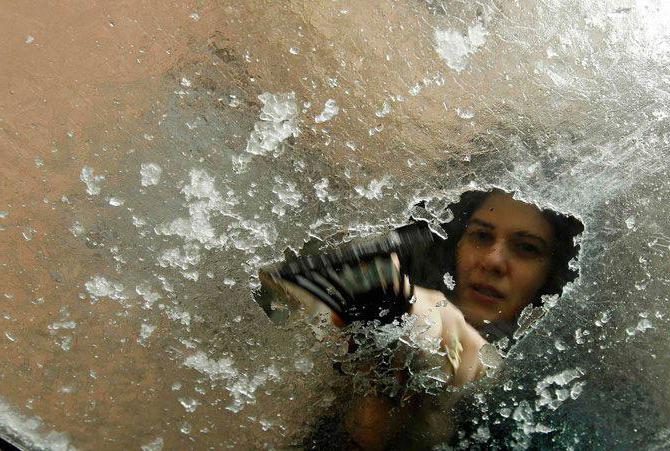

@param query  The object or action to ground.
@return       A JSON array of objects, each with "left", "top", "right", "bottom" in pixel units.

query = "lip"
[{"left": 468, "top": 283, "right": 505, "bottom": 303}]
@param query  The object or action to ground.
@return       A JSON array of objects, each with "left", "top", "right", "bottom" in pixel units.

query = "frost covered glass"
[{"left": 1, "top": 1, "right": 670, "bottom": 449}]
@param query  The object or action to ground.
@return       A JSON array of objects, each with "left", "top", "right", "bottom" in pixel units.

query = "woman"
[
  {"left": 404, "top": 189, "right": 581, "bottom": 383},
  {"left": 325, "top": 189, "right": 582, "bottom": 449}
]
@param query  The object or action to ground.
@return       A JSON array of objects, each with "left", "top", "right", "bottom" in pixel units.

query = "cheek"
[
  {"left": 455, "top": 242, "right": 475, "bottom": 279},
  {"left": 516, "top": 261, "right": 551, "bottom": 296}
]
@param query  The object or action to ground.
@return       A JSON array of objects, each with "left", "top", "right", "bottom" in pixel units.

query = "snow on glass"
[
  {"left": 245, "top": 92, "right": 299, "bottom": 156},
  {"left": 434, "top": 19, "right": 488, "bottom": 72},
  {"left": 183, "top": 351, "right": 280, "bottom": 413},
  {"left": 140, "top": 163, "right": 162, "bottom": 187},
  {"left": 13, "top": 2, "right": 668, "bottom": 449},
  {"left": 80, "top": 166, "right": 105, "bottom": 195}
]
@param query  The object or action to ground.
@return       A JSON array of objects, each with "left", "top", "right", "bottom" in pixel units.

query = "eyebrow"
[{"left": 468, "top": 218, "right": 550, "bottom": 248}]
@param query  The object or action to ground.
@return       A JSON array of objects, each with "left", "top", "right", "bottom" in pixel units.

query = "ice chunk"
[
  {"left": 141, "top": 437, "right": 164, "bottom": 451},
  {"left": 354, "top": 176, "right": 392, "bottom": 200},
  {"left": 21, "top": 226, "right": 36, "bottom": 241},
  {"left": 443, "top": 272, "right": 456, "bottom": 290},
  {"left": 183, "top": 351, "right": 281, "bottom": 413},
  {"left": 47, "top": 320, "right": 77, "bottom": 331},
  {"left": 535, "top": 368, "right": 585, "bottom": 410},
  {"left": 375, "top": 100, "right": 392, "bottom": 118},
  {"left": 138, "top": 323, "right": 156, "bottom": 346},
  {"left": 434, "top": 19, "right": 488, "bottom": 72},
  {"left": 59, "top": 336, "right": 72, "bottom": 351},
  {"left": 271, "top": 176, "right": 303, "bottom": 217},
  {"left": 178, "top": 397, "right": 200, "bottom": 413},
  {"left": 294, "top": 357, "right": 314, "bottom": 374},
  {"left": 314, "top": 99, "right": 339, "bottom": 123},
  {"left": 455, "top": 107, "right": 475, "bottom": 119},
  {"left": 245, "top": 92, "right": 299, "bottom": 157},
  {"left": 627, "top": 318, "right": 653, "bottom": 336},
  {"left": 157, "top": 243, "right": 201, "bottom": 270},
  {"left": 108, "top": 197, "right": 124, "bottom": 207},
  {"left": 80, "top": 166, "right": 105, "bottom": 195},
  {"left": 25, "top": 35, "right": 35, "bottom": 44},
  {"left": 85, "top": 275, "right": 126, "bottom": 302},
  {"left": 135, "top": 283, "right": 161, "bottom": 309},
  {"left": 140, "top": 163, "right": 162, "bottom": 187}
]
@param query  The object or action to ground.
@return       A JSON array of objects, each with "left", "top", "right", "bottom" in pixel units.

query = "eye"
[
  {"left": 515, "top": 241, "right": 542, "bottom": 257},
  {"left": 468, "top": 229, "right": 493, "bottom": 244}
]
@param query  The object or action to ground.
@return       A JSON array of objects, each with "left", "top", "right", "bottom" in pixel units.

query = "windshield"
[{"left": 1, "top": 1, "right": 669, "bottom": 449}]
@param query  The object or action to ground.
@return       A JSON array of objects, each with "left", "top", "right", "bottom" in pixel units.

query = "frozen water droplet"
[
  {"left": 140, "top": 163, "right": 162, "bottom": 186},
  {"left": 434, "top": 20, "right": 488, "bottom": 72},
  {"left": 368, "top": 123, "right": 384, "bottom": 136},
  {"left": 143, "top": 133, "right": 154, "bottom": 141},
  {"left": 108, "top": 197, "right": 124, "bottom": 207},
  {"left": 595, "top": 311, "right": 611, "bottom": 327},
  {"left": 80, "top": 166, "right": 105, "bottom": 196},
  {"left": 138, "top": 323, "right": 156, "bottom": 345},
  {"left": 141, "top": 437, "right": 164, "bottom": 451},
  {"left": 5, "top": 331, "right": 17, "bottom": 342},
  {"left": 59, "top": 336, "right": 72, "bottom": 351},
  {"left": 171, "top": 382, "right": 182, "bottom": 391},
  {"left": 625, "top": 216, "right": 636, "bottom": 229},
  {"left": 34, "top": 157, "right": 44, "bottom": 167},
  {"left": 554, "top": 339, "right": 567, "bottom": 351},
  {"left": 179, "top": 422, "right": 191, "bottom": 434},
  {"left": 635, "top": 318, "right": 653, "bottom": 333},
  {"left": 180, "top": 77, "right": 192, "bottom": 88},
  {"left": 189, "top": 12, "right": 200, "bottom": 21},
  {"left": 22, "top": 226, "right": 36, "bottom": 241},
  {"left": 179, "top": 397, "right": 200, "bottom": 413},
  {"left": 375, "top": 101, "right": 392, "bottom": 118},
  {"left": 289, "top": 47, "right": 300, "bottom": 55},
  {"left": 455, "top": 107, "right": 475, "bottom": 119},
  {"left": 314, "top": 99, "right": 339, "bottom": 123},
  {"left": 25, "top": 35, "right": 35, "bottom": 44},
  {"left": 70, "top": 221, "right": 84, "bottom": 237},
  {"left": 294, "top": 357, "right": 314, "bottom": 374},
  {"left": 227, "top": 95, "right": 240, "bottom": 108},
  {"left": 443, "top": 272, "right": 455, "bottom": 290},
  {"left": 354, "top": 177, "right": 392, "bottom": 200},
  {"left": 0, "top": 211, "right": 7, "bottom": 219}
]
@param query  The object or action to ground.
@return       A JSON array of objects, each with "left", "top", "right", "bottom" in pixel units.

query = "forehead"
[{"left": 470, "top": 192, "right": 554, "bottom": 240}]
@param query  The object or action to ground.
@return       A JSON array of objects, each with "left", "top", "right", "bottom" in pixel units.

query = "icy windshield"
[{"left": 2, "top": 0, "right": 669, "bottom": 449}]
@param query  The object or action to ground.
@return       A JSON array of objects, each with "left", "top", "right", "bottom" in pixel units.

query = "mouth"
[{"left": 469, "top": 283, "right": 505, "bottom": 302}]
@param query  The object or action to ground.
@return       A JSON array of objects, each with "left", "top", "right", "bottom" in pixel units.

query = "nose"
[{"left": 480, "top": 242, "right": 508, "bottom": 276}]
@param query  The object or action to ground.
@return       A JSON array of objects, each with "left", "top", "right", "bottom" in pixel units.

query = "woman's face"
[{"left": 454, "top": 192, "right": 554, "bottom": 328}]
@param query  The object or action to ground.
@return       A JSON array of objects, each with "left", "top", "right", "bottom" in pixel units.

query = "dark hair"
[{"left": 406, "top": 189, "right": 583, "bottom": 308}]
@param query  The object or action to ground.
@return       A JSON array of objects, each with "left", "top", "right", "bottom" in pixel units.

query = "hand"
[
  {"left": 270, "top": 252, "right": 413, "bottom": 324},
  {"left": 410, "top": 286, "right": 488, "bottom": 386}
]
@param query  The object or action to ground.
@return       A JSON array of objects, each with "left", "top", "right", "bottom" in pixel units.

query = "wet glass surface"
[{"left": 1, "top": 1, "right": 670, "bottom": 449}]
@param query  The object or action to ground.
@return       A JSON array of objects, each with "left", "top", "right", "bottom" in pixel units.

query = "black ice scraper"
[{"left": 258, "top": 222, "right": 435, "bottom": 324}]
